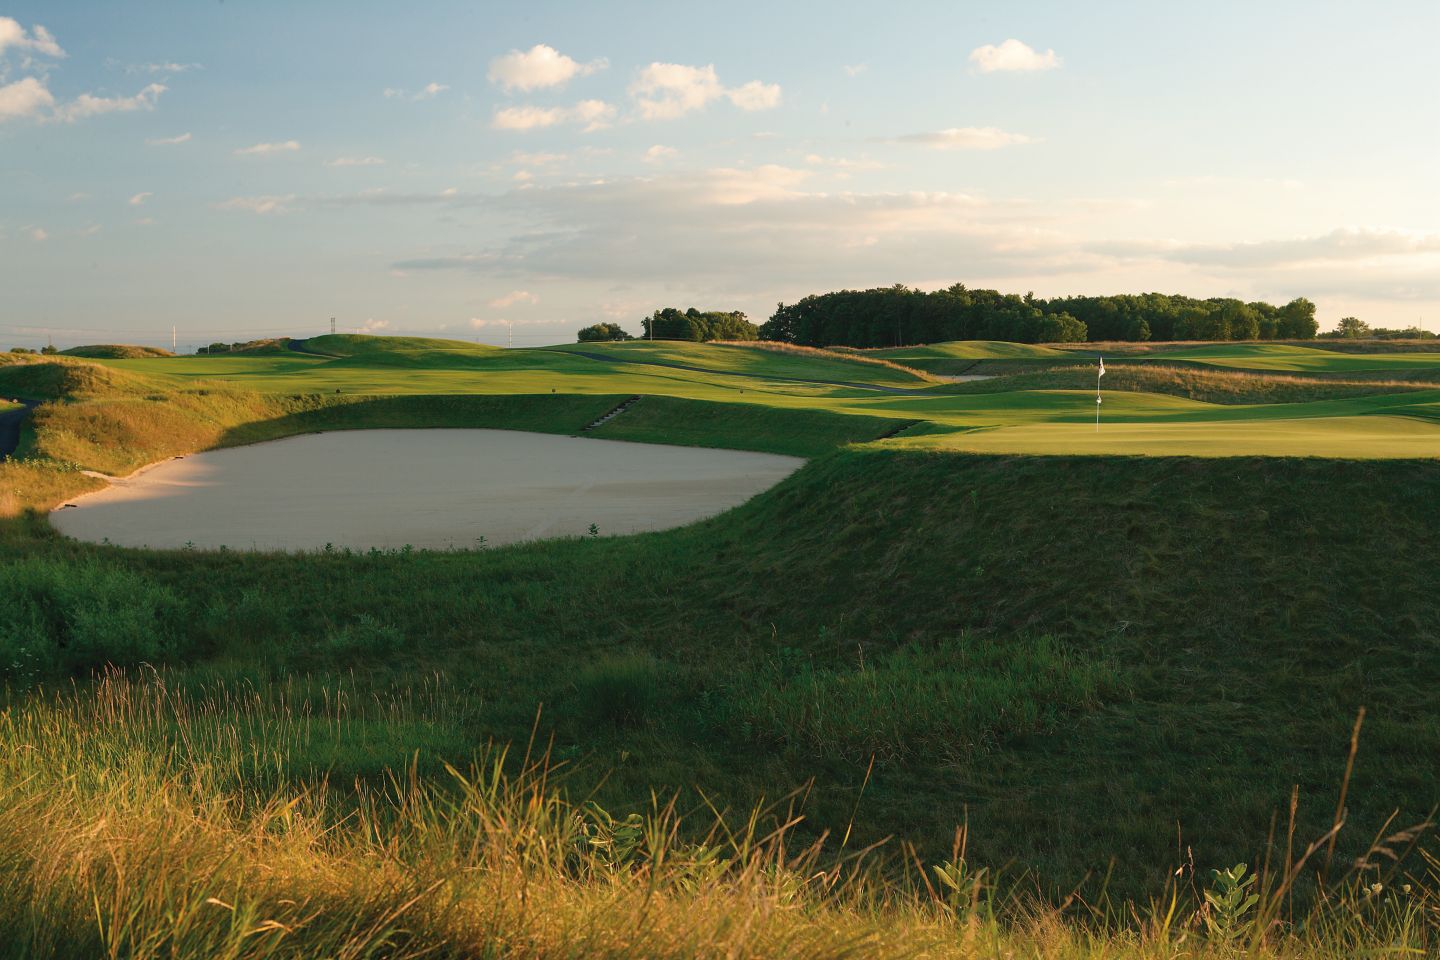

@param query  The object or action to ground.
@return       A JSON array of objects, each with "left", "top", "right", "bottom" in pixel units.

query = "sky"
[{"left": 3, "top": 0, "right": 1440, "bottom": 350}]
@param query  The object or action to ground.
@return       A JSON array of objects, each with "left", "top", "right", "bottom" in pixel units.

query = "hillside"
[{"left": 7, "top": 442, "right": 1440, "bottom": 896}]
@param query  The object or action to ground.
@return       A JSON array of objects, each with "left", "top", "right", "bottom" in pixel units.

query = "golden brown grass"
[{"left": 1, "top": 673, "right": 1436, "bottom": 959}]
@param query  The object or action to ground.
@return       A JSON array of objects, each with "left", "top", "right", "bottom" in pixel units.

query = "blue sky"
[{"left": 3, "top": 1, "right": 1439, "bottom": 349}]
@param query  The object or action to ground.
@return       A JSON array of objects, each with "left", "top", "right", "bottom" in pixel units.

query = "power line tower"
[
  {"left": 330, "top": 316, "right": 336, "bottom": 336},
  {"left": 172, "top": 326, "right": 177, "bottom": 353}
]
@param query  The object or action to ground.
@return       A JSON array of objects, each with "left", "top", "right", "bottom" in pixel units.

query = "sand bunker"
[{"left": 51, "top": 429, "right": 803, "bottom": 551}]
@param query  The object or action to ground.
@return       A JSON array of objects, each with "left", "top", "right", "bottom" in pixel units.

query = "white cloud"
[
  {"left": 29, "top": 226, "right": 47, "bottom": 241},
  {"left": 511, "top": 150, "right": 566, "bottom": 167},
  {"left": 52, "top": 82, "right": 166, "bottom": 122},
  {"left": 893, "top": 126, "right": 1038, "bottom": 150},
  {"left": 358, "top": 318, "right": 390, "bottom": 333},
  {"left": 0, "top": 76, "right": 54, "bottom": 121},
  {"left": 326, "top": 155, "right": 385, "bottom": 167},
  {"left": 492, "top": 99, "right": 615, "bottom": 132},
  {"left": 215, "top": 195, "right": 295, "bottom": 215},
  {"left": 382, "top": 83, "right": 448, "bottom": 101},
  {"left": 644, "top": 144, "right": 679, "bottom": 163},
  {"left": 968, "top": 39, "right": 1061, "bottom": 73},
  {"left": 630, "top": 63, "right": 722, "bottom": 119},
  {"left": 128, "top": 191, "right": 152, "bottom": 206},
  {"left": 235, "top": 140, "right": 301, "bottom": 155},
  {"left": 488, "top": 44, "right": 606, "bottom": 92},
  {"left": 78, "top": 224, "right": 102, "bottom": 237},
  {"left": 146, "top": 131, "right": 191, "bottom": 145},
  {"left": 629, "top": 63, "right": 782, "bottom": 120},
  {"left": 726, "top": 80, "right": 782, "bottom": 112},
  {"left": 0, "top": 18, "right": 64, "bottom": 58},
  {"left": 1138, "top": 228, "right": 1440, "bottom": 269},
  {"left": 489, "top": 290, "right": 539, "bottom": 308},
  {"left": 844, "top": 63, "right": 868, "bottom": 77},
  {"left": 132, "top": 61, "right": 199, "bottom": 74}
]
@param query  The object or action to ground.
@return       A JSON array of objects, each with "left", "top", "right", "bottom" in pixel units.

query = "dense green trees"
[
  {"left": 576, "top": 323, "right": 634, "bottom": 342},
  {"left": 760, "top": 285, "right": 1321, "bottom": 347},
  {"left": 641, "top": 308, "right": 759, "bottom": 342}
]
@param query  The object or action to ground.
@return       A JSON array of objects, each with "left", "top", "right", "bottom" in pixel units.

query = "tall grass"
[{"left": 1, "top": 673, "right": 1436, "bottom": 959}]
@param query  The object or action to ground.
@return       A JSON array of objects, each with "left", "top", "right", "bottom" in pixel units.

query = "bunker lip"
[{"left": 50, "top": 428, "right": 804, "bottom": 552}]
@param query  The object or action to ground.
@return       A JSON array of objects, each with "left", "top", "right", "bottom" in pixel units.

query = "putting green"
[{"left": 892, "top": 414, "right": 1440, "bottom": 459}]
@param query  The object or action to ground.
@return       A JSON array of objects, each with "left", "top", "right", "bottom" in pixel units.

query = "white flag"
[{"left": 1098, "top": 356, "right": 1106, "bottom": 377}]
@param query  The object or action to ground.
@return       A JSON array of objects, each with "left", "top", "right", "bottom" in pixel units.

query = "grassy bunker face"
[{"left": 49, "top": 428, "right": 803, "bottom": 551}]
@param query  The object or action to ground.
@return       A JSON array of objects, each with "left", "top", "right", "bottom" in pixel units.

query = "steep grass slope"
[{"left": 6, "top": 450, "right": 1439, "bottom": 897}]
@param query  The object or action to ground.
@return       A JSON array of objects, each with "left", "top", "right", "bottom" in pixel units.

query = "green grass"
[
  {"left": 8, "top": 334, "right": 1440, "bottom": 953},
  {"left": 60, "top": 335, "right": 1440, "bottom": 461},
  {"left": 1137, "top": 342, "right": 1440, "bottom": 373}
]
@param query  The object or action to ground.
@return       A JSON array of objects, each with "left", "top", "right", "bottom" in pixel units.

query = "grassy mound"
[
  {"left": 60, "top": 344, "right": 174, "bottom": 359},
  {"left": 0, "top": 356, "right": 170, "bottom": 401}
]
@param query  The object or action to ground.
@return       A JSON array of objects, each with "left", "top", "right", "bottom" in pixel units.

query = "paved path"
[{"left": 0, "top": 401, "right": 36, "bottom": 460}]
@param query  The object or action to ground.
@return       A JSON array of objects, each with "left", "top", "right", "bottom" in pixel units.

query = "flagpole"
[{"left": 1096, "top": 354, "right": 1104, "bottom": 432}]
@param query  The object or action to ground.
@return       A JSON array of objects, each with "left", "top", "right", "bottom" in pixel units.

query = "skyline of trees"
[{"left": 758, "top": 284, "right": 1320, "bottom": 347}]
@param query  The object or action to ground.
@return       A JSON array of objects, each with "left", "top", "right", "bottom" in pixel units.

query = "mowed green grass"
[
  {"left": 869, "top": 340, "right": 1071, "bottom": 361},
  {"left": 74, "top": 336, "right": 1440, "bottom": 459},
  {"left": 1137, "top": 342, "right": 1440, "bottom": 373}
]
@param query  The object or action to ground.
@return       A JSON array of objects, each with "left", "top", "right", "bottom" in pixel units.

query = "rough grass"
[
  {"left": 1, "top": 673, "right": 1436, "bottom": 960},
  {"left": 8, "top": 449, "right": 1440, "bottom": 900}
]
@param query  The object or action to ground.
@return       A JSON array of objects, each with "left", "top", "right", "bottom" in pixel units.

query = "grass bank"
[{"left": 6, "top": 449, "right": 1439, "bottom": 901}]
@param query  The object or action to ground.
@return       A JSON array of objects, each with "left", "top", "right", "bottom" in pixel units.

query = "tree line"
[
  {"left": 579, "top": 308, "right": 760, "bottom": 343},
  {"left": 757, "top": 284, "right": 1320, "bottom": 347}
]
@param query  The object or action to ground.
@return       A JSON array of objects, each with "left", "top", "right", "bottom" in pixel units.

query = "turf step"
[{"left": 582, "top": 395, "right": 643, "bottom": 431}]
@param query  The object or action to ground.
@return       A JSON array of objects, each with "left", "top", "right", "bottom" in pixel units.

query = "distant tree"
[
  {"left": 641, "top": 308, "right": 758, "bottom": 341},
  {"left": 577, "top": 323, "right": 634, "bottom": 342},
  {"left": 9, "top": 347, "right": 36, "bottom": 354},
  {"left": 40, "top": 344, "right": 59, "bottom": 355},
  {"left": 1278, "top": 298, "right": 1319, "bottom": 339},
  {"left": 1334, "top": 316, "right": 1370, "bottom": 339}
]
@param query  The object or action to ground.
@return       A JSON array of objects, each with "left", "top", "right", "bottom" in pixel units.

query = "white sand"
[{"left": 51, "top": 429, "right": 803, "bottom": 552}]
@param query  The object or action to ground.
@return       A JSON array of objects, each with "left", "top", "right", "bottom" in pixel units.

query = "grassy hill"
[
  {"left": 59, "top": 344, "right": 175, "bottom": 359},
  {"left": 5, "top": 450, "right": 1440, "bottom": 898},
  {"left": 6, "top": 334, "right": 1440, "bottom": 953}
]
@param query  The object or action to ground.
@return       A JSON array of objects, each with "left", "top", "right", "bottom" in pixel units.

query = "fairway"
[
  {"left": 22, "top": 335, "right": 1440, "bottom": 461},
  {"left": 50, "top": 429, "right": 803, "bottom": 551}
]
